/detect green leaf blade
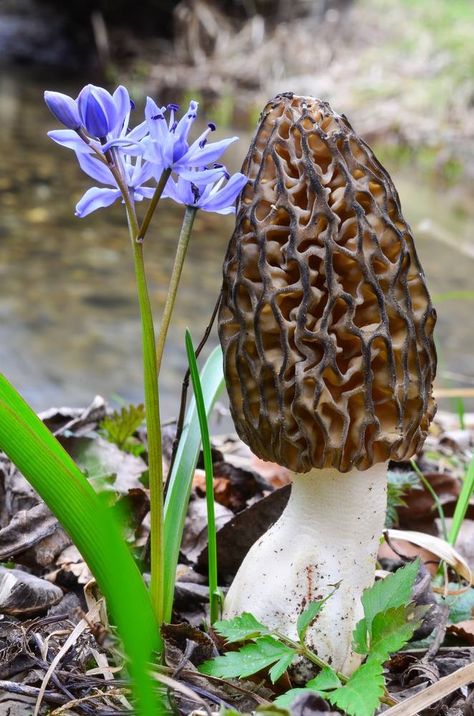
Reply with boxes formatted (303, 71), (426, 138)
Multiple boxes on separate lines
(163, 346), (225, 623)
(213, 613), (270, 644)
(269, 652), (295, 683)
(306, 665), (341, 691)
(327, 658), (385, 716)
(274, 688), (314, 708)
(100, 403), (146, 450)
(362, 559), (419, 633)
(274, 666), (341, 709)
(198, 636), (293, 679)
(0, 374), (160, 715)
(352, 617), (369, 656)
(369, 605), (422, 662)
(296, 585), (340, 642)
(296, 600), (326, 642)
(185, 329), (220, 623)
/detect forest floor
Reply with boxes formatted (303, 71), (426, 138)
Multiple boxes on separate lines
(0, 399), (473, 714)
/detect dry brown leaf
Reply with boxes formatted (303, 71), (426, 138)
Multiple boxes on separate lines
(249, 456), (292, 489)
(384, 661), (474, 715)
(447, 620), (474, 645)
(55, 545), (92, 585)
(192, 471), (233, 507)
(0, 503), (59, 560)
(197, 485), (290, 581)
(379, 540), (440, 576)
(385, 529), (472, 584)
(0, 567), (63, 616)
(397, 472), (460, 525)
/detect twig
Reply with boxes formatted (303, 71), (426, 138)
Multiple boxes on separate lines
(0, 680), (67, 705)
(384, 661), (474, 716)
(423, 602), (450, 662)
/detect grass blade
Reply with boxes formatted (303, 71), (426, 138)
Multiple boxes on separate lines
(448, 457), (474, 547)
(163, 345), (225, 623)
(0, 374), (161, 715)
(185, 330), (221, 623)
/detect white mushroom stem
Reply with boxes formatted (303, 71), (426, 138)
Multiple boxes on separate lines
(223, 462), (388, 675)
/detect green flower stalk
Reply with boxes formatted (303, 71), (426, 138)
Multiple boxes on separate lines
(44, 84), (247, 676)
(156, 207), (197, 374)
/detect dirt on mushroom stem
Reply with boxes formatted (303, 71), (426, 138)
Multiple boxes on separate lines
(223, 462), (388, 676)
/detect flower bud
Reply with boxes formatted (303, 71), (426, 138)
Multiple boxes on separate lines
(44, 91), (82, 130)
(77, 85), (118, 138)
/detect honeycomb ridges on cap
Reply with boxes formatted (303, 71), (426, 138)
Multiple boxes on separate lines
(218, 93), (437, 473)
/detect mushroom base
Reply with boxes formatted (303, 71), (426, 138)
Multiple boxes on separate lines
(223, 462), (388, 675)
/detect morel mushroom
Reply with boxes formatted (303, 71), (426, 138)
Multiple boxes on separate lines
(218, 94), (437, 674)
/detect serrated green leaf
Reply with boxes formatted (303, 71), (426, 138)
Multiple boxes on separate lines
(296, 586), (339, 642)
(306, 665), (341, 691)
(369, 605), (421, 661)
(274, 688), (313, 708)
(213, 612), (270, 644)
(297, 600), (326, 643)
(269, 652), (295, 683)
(362, 559), (419, 633)
(256, 706), (291, 716)
(274, 666), (341, 708)
(198, 636), (294, 679)
(352, 617), (369, 656)
(100, 403), (146, 451)
(327, 658), (385, 716)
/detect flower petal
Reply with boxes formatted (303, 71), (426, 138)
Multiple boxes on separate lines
(76, 151), (115, 185)
(75, 187), (121, 217)
(177, 166), (227, 186)
(199, 172), (247, 213)
(47, 130), (92, 153)
(101, 137), (144, 155)
(145, 97), (167, 146)
(112, 85), (131, 135)
(78, 85), (118, 137)
(44, 91), (82, 130)
(170, 100), (199, 163)
(131, 158), (155, 187)
(162, 176), (194, 206)
(134, 187), (156, 200)
(178, 136), (239, 167)
(173, 100), (199, 146)
(127, 120), (149, 143)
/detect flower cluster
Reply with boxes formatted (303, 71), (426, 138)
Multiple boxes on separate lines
(45, 85), (247, 218)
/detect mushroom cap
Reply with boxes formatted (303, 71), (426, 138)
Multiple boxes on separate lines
(218, 94), (437, 473)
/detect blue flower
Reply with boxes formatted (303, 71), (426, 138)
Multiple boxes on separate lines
(45, 84), (247, 219)
(44, 91), (82, 130)
(46, 85), (140, 156)
(163, 170), (247, 214)
(77, 85), (119, 137)
(74, 152), (155, 217)
(142, 99), (239, 174)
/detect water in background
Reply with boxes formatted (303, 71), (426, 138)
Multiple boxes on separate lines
(1, 72), (473, 417)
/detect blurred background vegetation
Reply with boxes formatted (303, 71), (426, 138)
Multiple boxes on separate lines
(0, 0), (473, 415)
